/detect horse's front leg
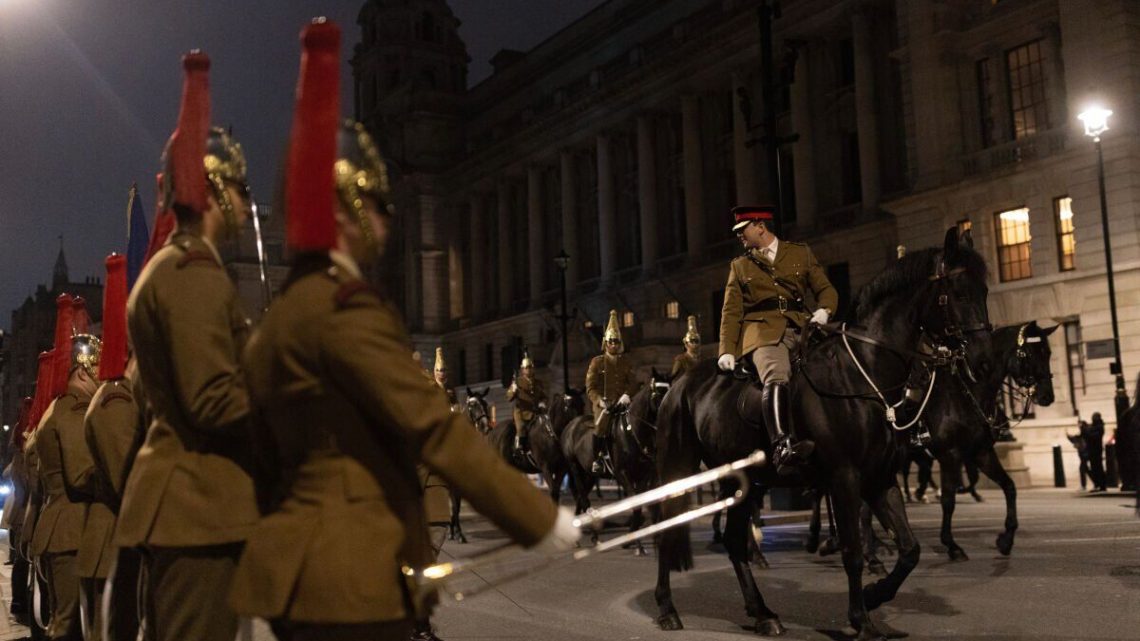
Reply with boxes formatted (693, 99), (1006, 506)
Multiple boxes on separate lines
(974, 445), (1018, 555)
(725, 501), (783, 636)
(830, 473), (883, 641)
(805, 491), (823, 553)
(937, 450), (968, 560)
(863, 485), (921, 615)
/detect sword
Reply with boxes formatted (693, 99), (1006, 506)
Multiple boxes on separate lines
(249, 199), (272, 311)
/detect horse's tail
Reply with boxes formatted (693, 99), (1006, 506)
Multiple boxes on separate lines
(655, 381), (700, 572)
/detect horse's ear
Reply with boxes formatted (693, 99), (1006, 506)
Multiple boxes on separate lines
(961, 229), (974, 249)
(651, 366), (660, 380)
(465, 386), (473, 396)
(1042, 323), (1060, 337)
(942, 226), (960, 262)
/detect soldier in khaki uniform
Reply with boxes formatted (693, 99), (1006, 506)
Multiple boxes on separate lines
(116, 52), (260, 641)
(80, 254), (145, 641)
(585, 311), (639, 474)
(717, 205), (837, 473)
(35, 295), (102, 641)
(671, 316), (702, 378)
(228, 21), (577, 641)
(432, 348), (459, 408)
(507, 350), (547, 457)
(4, 397), (33, 626)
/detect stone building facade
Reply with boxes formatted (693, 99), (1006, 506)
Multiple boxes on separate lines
(353, 0), (1140, 484)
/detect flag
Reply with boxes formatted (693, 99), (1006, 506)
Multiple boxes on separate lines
(126, 182), (149, 290)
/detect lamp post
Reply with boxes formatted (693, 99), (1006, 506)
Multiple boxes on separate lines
(1078, 106), (1129, 422)
(554, 250), (572, 394)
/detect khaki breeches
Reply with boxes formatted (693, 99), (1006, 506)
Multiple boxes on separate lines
(47, 552), (81, 641)
(749, 327), (799, 385)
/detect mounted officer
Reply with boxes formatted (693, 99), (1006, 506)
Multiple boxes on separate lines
(671, 316), (702, 378)
(507, 350), (547, 457)
(432, 347), (459, 409)
(717, 205), (837, 474)
(586, 310), (638, 475)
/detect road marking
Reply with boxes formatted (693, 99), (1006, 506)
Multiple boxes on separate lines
(1041, 535), (1140, 543)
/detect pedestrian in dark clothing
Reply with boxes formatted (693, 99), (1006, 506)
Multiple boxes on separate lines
(1068, 428), (1090, 490)
(1084, 413), (1107, 492)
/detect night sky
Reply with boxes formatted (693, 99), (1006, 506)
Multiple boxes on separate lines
(0, 0), (604, 331)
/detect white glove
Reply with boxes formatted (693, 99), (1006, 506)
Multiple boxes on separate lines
(618, 394), (631, 407)
(718, 354), (736, 371)
(508, 382), (517, 394)
(811, 308), (830, 325)
(532, 506), (580, 554)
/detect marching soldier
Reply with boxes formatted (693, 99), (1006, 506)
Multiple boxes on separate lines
(34, 295), (101, 641)
(506, 350), (547, 457)
(671, 316), (702, 378)
(228, 20), (576, 640)
(585, 311), (638, 475)
(19, 351), (54, 597)
(4, 397), (33, 626)
(115, 51), (260, 641)
(81, 254), (145, 641)
(716, 205), (837, 474)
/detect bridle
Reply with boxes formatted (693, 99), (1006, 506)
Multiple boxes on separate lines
(465, 396), (490, 434)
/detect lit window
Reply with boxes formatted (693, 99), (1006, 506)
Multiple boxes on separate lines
(622, 311), (635, 328)
(957, 218), (973, 240)
(994, 208), (1032, 282)
(664, 301), (680, 319)
(1054, 196), (1076, 272)
(1006, 40), (1050, 140)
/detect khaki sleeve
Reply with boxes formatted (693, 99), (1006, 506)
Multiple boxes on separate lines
(585, 358), (603, 408)
(60, 410), (101, 503)
(719, 263), (744, 357)
(320, 301), (556, 547)
(670, 355), (685, 378)
(806, 248), (839, 315)
(505, 385), (518, 402)
(86, 395), (143, 499)
(158, 267), (249, 433)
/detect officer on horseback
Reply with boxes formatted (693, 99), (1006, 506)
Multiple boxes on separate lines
(586, 310), (638, 475)
(671, 315), (702, 378)
(717, 205), (837, 474)
(433, 347), (460, 410)
(507, 350), (547, 457)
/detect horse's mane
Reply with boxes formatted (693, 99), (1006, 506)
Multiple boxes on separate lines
(853, 246), (987, 321)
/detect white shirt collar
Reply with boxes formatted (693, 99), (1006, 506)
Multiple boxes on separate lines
(763, 237), (778, 258)
(329, 249), (363, 279)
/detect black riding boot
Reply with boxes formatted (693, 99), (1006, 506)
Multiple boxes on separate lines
(591, 433), (608, 475)
(411, 620), (443, 641)
(762, 382), (813, 474)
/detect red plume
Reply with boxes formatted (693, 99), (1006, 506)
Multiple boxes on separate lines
(28, 351), (54, 431)
(146, 172), (176, 265)
(286, 19), (341, 252)
(99, 254), (129, 380)
(167, 51), (211, 215)
(51, 295), (75, 397)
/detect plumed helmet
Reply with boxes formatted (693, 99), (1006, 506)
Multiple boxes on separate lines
(285, 18), (341, 253)
(336, 120), (392, 253)
(204, 126), (250, 234)
(602, 309), (623, 351)
(683, 315), (701, 346)
(68, 297), (101, 382)
(161, 51), (211, 216)
(50, 295), (75, 398)
(434, 347), (447, 373)
(99, 254), (129, 381)
(520, 349), (534, 369)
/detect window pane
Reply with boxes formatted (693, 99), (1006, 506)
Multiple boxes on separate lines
(1055, 196), (1076, 271)
(994, 208), (1033, 282)
(1006, 40), (1050, 140)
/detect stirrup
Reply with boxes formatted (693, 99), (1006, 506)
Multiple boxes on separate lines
(773, 438), (813, 475)
(909, 422), (932, 448)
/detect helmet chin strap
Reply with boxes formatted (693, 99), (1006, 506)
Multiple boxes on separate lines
(208, 173), (241, 239)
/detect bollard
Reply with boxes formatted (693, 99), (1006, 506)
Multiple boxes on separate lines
(1106, 443), (1119, 488)
(1053, 444), (1067, 488)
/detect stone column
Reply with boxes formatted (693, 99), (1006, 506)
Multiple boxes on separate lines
(852, 9), (881, 214)
(596, 134), (617, 282)
(527, 165), (545, 301)
(497, 180), (513, 312)
(468, 193), (487, 319)
(732, 72), (760, 204)
(681, 95), (707, 261)
(560, 150), (580, 289)
(637, 115), (659, 272)
(790, 44), (817, 228)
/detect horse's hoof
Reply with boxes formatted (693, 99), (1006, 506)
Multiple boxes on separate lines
(805, 538), (820, 554)
(657, 612), (684, 631)
(755, 618), (786, 636)
(862, 581), (886, 611)
(634, 546), (649, 557)
(867, 560), (887, 577)
(856, 628), (888, 641)
(996, 532), (1014, 556)
(947, 547), (969, 562)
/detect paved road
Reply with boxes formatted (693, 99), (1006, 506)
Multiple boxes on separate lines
(2, 488), (1136, 640)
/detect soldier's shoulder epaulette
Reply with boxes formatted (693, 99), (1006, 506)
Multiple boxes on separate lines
(99, 391), (134, 409)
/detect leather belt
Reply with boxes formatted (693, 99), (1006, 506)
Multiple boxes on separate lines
(747, 296), (805, 314)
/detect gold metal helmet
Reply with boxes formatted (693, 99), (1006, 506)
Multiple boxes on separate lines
(520, 349), (534, 369)
(683, 315), (701, 346)
(336, 120), (393, 255)
(434, 347), (447, 373)
(71, 334), (102, 380)
(896, 245), (907, 260)
(602, 309), (623, 351)
(204, 126), (250, 237)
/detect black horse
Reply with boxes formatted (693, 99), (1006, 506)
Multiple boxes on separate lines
(486, 395), (575, 505)
(615, 368), (674, 555)
(653, 228), (990, 640)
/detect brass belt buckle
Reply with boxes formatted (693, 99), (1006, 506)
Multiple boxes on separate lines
(777, 296), (788, 313)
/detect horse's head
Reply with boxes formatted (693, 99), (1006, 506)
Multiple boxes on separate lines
(464, 389), (491, 432)
(649, 367), (675, 414)
(1007, 321), (1058, 406)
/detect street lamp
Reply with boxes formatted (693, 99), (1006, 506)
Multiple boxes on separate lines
(554, 250), (572, 394)
(1078, 105), (1129, 422)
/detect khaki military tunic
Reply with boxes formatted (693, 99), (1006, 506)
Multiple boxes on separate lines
(585, 354), (638, 437)
(116, 231), (259, 548)
(671, 352), (699, 378)
(18, 430), (42, 556)
(81, 377), (144, 579)
(506, 375), (547, 428)
(32, 392), (91, 557)
(229, 253), (557, 624)
(718, 242), (838, 358)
